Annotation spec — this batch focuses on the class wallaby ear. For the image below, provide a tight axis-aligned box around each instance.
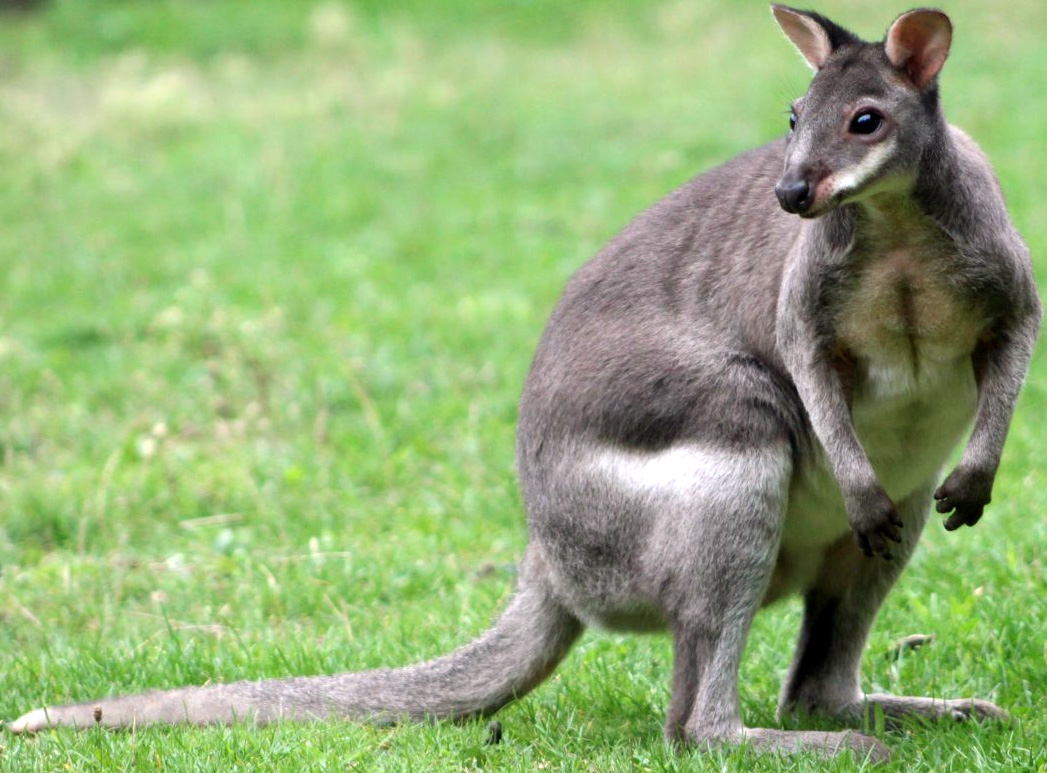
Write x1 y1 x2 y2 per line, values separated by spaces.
771 5 833 70
885 9 952 90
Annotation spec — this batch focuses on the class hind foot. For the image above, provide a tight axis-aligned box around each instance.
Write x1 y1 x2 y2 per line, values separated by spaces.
745 728 890 763
859 694 1008 725
782 692 1009 729
677 727 891 764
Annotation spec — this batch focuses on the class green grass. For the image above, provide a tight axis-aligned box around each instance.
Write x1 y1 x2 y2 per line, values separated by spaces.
1 0 1046 770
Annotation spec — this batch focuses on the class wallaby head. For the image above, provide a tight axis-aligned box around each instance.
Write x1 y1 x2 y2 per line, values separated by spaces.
771 6 953 217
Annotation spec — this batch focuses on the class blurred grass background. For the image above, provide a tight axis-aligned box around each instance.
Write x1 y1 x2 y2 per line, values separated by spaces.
0 0 1045 770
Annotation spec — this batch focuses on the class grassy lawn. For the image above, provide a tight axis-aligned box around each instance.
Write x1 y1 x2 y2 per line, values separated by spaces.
1 0 1045 770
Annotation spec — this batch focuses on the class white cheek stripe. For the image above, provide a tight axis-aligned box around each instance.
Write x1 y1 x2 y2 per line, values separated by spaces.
829 138 896 197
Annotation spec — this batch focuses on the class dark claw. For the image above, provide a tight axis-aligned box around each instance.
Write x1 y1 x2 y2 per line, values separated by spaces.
855 528 897 560
856 533 873 558
943 506 984 531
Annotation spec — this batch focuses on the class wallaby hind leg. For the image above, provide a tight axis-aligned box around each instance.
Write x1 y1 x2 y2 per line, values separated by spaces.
652 442 888 762
779 485 1006 726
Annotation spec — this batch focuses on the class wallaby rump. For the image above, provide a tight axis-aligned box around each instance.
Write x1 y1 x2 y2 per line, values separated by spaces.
9 5 1041 764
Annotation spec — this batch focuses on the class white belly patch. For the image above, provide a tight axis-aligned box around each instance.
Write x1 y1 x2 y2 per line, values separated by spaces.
775 355 977 599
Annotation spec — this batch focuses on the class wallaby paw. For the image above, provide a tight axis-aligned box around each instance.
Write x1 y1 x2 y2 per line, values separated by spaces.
741 728 891 764
847 486 903 559
934 467 993 530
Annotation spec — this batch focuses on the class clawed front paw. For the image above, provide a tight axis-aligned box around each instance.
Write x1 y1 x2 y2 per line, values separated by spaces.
848 486 903 560
934 467 994 531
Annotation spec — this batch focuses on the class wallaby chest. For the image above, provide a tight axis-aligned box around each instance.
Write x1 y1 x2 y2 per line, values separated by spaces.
814 204 985 485
833 209 985 390
774 206 985 599
838 226 983 505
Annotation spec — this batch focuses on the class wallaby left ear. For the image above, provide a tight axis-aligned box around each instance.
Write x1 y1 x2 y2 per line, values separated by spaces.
885 9 952 90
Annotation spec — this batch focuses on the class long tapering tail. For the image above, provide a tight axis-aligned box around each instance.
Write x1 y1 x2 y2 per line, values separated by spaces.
8 580 582 732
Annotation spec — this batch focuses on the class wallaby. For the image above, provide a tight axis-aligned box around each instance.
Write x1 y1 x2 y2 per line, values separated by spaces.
8 5 1041 763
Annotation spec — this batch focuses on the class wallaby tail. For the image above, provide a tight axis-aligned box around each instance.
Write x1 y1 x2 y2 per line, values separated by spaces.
8 580 583 732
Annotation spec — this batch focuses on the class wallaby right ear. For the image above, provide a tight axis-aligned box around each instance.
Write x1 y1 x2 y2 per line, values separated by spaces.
885 9 952 90
771 5 833 70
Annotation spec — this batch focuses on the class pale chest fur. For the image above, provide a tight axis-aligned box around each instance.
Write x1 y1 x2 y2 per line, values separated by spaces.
837 232 982 496
836 245 984 388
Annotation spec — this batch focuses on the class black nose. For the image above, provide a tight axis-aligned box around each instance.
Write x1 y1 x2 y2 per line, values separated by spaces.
775 179 812 214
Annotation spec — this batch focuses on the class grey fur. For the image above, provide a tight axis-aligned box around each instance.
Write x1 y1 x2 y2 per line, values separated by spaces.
8 5 1040 764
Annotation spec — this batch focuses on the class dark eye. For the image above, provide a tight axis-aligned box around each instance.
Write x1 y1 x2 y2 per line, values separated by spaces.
850 110 883 135
789 111 797 131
